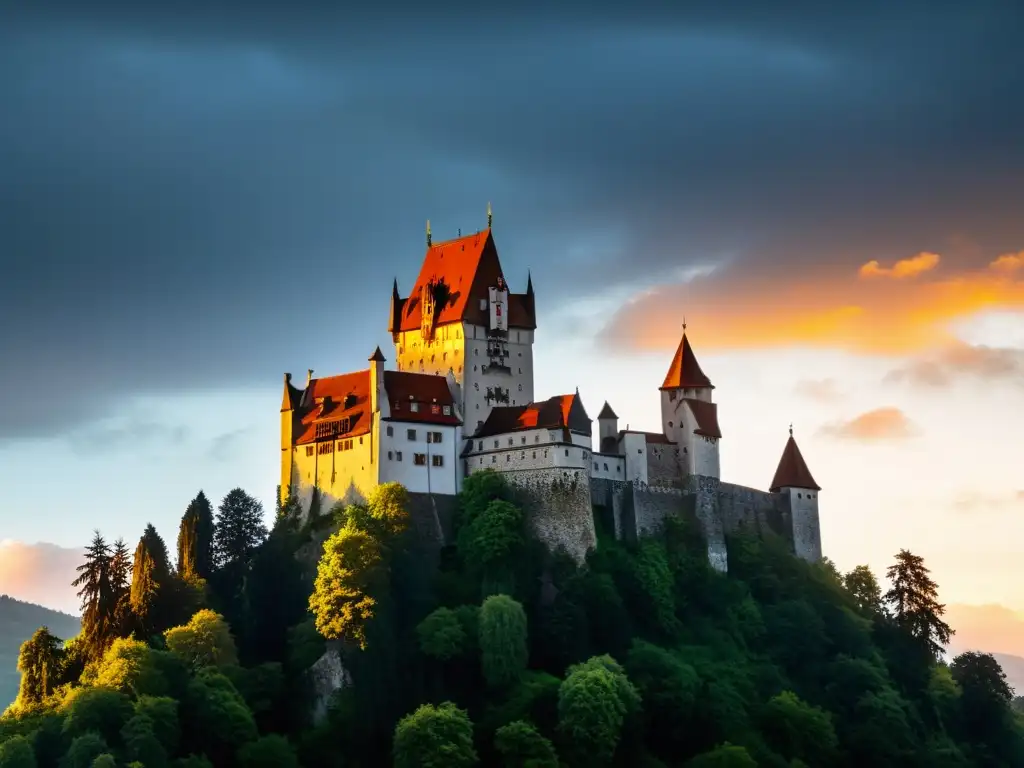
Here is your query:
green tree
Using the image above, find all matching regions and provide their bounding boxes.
[135,696,180,754]
[950,651,1015,745]
[884,550,953,657]
[178,492,215,580]
[130,537,161,636]
[181,671,258,764]
[72,532,116,660]
[687,743,757,767]
[844,565,883,614]
[0,735,36,768]
[237,734,299,768]
[459,500,524,592]
[309,522,385,648]
[109,538,134,635]
[121,714,168,768]
[480,595,528,688]
[625,640,700,752]
[15,627,65,707]
[164,610,238,670]
[760,690,838,766]
[417,607,468,661]
[367,481,412,539]
[60,733,108,768]
[494,720,559,768]
[393,702,478,768]
[213,489,268,569]
[557,655,640,766]
[89,756,115,768]
[61,687,133,744]
[90,637,167,697]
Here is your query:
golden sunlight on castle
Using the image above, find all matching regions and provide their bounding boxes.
[279,214,822,569]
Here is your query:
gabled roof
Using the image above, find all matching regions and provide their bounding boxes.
[384,371,461,425]
[597,401,618,419]
[770,435,820,492]
[682,398,722,438]
[661,333,713,390]
[393,229,536,332]
[476,393,592,438]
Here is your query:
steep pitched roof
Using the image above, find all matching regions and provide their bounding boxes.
[597,401,618,419]
[682,398,722,438]
[661,333,713,390]
[476,393,592,437]
[280,374,302,412]
[770,435,821,492]
[394,229,535,332]
[383,371,461,425]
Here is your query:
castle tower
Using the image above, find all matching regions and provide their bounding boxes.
[770,427,822,562]
[596,401,619,453]
[279,372,303,504]
[659,330,720,478]
[388,224,537,439]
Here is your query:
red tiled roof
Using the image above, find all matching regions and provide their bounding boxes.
[770,435,820,492]
[384,371,461,425]
[295,370,371,444]
[476,393,591,437]
[395,229,535,332]
[683,398,722,438]
[661,333,713,390]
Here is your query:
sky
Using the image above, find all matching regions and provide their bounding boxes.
[1,2,1024,653]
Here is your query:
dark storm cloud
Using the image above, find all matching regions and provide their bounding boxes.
[2,2,1023,438]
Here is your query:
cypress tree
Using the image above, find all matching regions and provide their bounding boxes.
[130,537,159,636]
[178,491,215,579]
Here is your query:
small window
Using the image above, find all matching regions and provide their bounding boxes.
[386,426,394,437]
[521,436,526,444]
[477,420,483,429]
[594,462,598,470]
[407,429,417,441]
[430,403,441,415]
[414,453,427,466]
[638,449,643,454]
[388,450,393,460]
[508,438,514,446]
[494,440,499,448]
[534,435,540,443]
[432,455,444,467]
[518,384,522,391]
[506,455,510,462]
[603,463,608,470]
[491,455,496,463]
[521,452,526,459]
[410,402,420,413]
[429,432,443,443]
[443,405,451,415]
[565,449,569,456]
[668,421,673,428]
[305,446,314,457]
[543,449,548,458]
[478,441,483,450]
[474,383,479,390]
[532,451,536,459]
[359,436,363,445]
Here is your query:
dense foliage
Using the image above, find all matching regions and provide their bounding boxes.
[3,473,1023,766]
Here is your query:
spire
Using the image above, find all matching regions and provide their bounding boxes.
[770,430,821,492]
[660,330,713,390]
[526,270,534,295]
[487,201,493,229]
[597,401,617,419]
[368,346,386,362]
[392,277,399,299]
[426,219,432,247]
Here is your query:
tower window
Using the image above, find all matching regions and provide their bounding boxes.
[305,446,314,457]
[432,455,444,467]
[407,429,417,440]
[387,451,393,460]
[395,451,403,461]
[386,426,394,437]
[414,453,427,465]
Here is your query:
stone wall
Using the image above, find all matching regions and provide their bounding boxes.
[716,481,788,539]
[646,443,683,488]
[506,468,597,562]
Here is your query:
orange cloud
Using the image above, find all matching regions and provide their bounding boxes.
[990,252,1024,274]
[818,407,917,441]
[601,249,1024,355]
[859,251,941,279]
[0,541,82,615]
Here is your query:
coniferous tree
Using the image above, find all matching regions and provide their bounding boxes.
[845,565,884,614]
[15,626,64,706]
[884,549,953,658]
[130,537,160,637]
[214,489,268,569]
[72,531,116,659]
[178,491,215,580]
[142,524,172,581]
[109,538,134,636]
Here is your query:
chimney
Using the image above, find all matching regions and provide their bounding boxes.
[306,369,314,387]
[369,347,386,414]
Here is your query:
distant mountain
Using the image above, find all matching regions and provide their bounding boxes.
[991,652,1024,696]
[0,595,80,709]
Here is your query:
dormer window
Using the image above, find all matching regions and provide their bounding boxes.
[410,402,420,413]
[344,393,357,409]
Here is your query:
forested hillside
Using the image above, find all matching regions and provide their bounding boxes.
[1,474,1022,766]
[0,597,80,710]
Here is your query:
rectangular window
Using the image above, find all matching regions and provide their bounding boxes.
[410,402,420,413]
[305,446,314,457]
[359,436,363,445]
[430,403,441,415]
[443,405,451,416]
[395,451,403,461]
[431,455,444,467]
[494,440,499,448]
[407,429,417,441]
[414,453,427,466]
[386,426,394,437]
[478,441,483,450]
[428,432,443,444]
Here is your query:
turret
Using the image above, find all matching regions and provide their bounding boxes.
[771,426,822,563]
[596,401,619,454]
[280,372,301,505]
[659,328,720,478]
[369,346,386,415]
[388,278,402,335]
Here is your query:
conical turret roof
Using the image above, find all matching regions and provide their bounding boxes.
[660,333,713,390]
[597,401,617,419]
[770,435,820,492]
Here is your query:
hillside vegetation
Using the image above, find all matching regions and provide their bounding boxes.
[0,597,80,710]
[1,473,1023,767]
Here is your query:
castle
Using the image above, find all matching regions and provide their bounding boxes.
[280,220,822,571]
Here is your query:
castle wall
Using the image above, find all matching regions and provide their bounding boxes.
[500,467,597,562]
[646,442,682,488]
[622,432,648,483]
[290,435,377,513]
[715,481,788,538]
[590,453,626,481]
[693,435,720,478]
[378,420,460,496]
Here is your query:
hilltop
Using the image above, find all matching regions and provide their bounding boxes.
[0,595,79,709]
